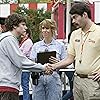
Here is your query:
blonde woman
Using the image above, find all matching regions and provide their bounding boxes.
[30,19,66,100]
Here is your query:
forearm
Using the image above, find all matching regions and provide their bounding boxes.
[54,54,75,69]
[21,58,45,72]
[22,64,45,72]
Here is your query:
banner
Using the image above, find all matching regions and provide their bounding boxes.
[36,0,51,3]
[19,0,52,3]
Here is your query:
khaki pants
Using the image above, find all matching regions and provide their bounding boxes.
[73,76,100,100]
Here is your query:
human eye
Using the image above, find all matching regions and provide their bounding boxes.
[42,27,45,29]
[46,27,49,29]
[42,27,49,30]
[23,23,26,26]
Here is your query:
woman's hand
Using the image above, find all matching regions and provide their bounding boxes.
[49,56,59,64]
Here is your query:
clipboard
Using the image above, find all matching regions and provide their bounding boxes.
[37,51,56,64]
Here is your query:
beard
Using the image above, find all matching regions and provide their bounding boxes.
[73,23,80,30]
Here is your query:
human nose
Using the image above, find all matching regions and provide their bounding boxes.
[72,19,76,24]
[25,25,27,30]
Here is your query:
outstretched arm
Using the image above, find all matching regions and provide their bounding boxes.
[48,54,75,70]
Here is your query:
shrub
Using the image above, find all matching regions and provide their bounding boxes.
[15,6,51,43]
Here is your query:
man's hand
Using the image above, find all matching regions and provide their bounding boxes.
[47,63,56,71]
[44,64,54,75]
[92,72,100,81]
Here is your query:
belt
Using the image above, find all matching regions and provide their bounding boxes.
[77,73,88,78]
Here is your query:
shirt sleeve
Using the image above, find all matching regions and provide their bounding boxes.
[20,39,33,58]
[60,43,67,60]
[30,43,37,62]
[2,36,45,72]
[67,31,76,56]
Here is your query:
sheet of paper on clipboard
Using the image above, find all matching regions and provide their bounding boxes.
[37,51,56,64]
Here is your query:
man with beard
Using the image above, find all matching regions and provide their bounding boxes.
[48,2,100,100]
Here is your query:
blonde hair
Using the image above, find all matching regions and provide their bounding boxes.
[39,19,57,39]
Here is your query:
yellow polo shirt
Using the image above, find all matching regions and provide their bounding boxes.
[68,23,100,75]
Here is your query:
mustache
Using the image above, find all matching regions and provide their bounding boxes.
[73,23,80,28]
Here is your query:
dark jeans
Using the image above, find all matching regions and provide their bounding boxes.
[62,71,74,100]
[0,92,19,100]
[59,71,74,100]
[21,72,30,100]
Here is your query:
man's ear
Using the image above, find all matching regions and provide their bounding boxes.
[13,25,17,29]
[83,12,88,18]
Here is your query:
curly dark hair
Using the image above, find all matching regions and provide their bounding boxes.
[5,13,26,31]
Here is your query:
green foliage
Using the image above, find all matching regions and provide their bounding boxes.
[15,6,51,43]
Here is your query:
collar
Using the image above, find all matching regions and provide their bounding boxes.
[40,38,56,46]
[80,23,96,35]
